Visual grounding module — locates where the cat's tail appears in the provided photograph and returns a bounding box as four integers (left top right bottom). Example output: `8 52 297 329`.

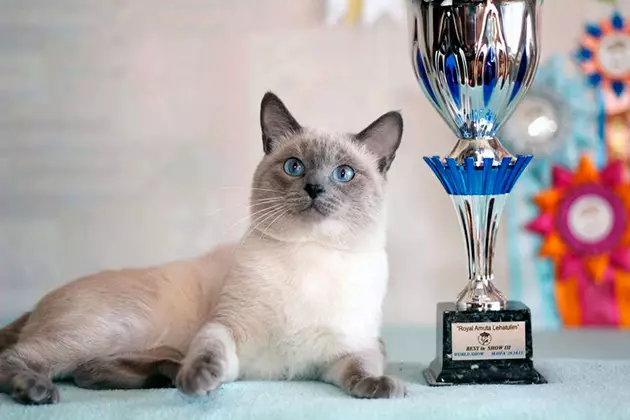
0 312 31 354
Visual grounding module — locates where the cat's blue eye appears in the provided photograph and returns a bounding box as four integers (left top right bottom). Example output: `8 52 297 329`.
283 158 305 177
332 165 355 183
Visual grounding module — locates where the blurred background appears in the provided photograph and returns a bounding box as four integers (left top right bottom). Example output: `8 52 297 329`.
1 0 629 329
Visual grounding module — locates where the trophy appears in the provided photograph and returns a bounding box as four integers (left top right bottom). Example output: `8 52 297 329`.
406 0 547 385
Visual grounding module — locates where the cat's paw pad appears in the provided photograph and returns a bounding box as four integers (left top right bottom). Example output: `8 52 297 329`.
350 375 407 399
11 372 59 405
176 353 223 396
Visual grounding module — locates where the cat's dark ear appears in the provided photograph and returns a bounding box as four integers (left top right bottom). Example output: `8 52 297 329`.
260 92 302 154
355 111 403 173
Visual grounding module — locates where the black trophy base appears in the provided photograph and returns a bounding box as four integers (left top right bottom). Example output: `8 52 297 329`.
424 301 547 386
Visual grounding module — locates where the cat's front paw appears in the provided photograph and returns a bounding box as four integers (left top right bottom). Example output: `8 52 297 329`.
349 375 407 399
176 353 223 396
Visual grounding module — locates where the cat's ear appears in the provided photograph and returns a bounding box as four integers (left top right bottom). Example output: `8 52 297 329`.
260 92 302 154
355 111 403 173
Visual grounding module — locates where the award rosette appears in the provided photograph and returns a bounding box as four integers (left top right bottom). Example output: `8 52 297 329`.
527 156 630 327
578 11 630 162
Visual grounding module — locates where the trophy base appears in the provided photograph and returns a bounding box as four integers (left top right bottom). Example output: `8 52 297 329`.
424 301 547 386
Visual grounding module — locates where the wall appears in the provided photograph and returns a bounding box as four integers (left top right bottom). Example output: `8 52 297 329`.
0 0 623 325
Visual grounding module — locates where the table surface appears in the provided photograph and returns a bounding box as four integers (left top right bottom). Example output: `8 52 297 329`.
382 326 630 363
0 323 629 420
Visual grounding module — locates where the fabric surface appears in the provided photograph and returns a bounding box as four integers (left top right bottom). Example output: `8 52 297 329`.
1 359 629 420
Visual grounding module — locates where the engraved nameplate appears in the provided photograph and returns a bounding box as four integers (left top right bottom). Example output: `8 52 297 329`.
451 321 526 361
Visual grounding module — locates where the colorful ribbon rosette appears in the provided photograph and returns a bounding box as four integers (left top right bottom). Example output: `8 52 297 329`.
577 11 630 162
527 155 630 327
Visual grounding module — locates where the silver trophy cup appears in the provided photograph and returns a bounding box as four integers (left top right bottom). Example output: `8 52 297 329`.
407 0 543 311
406 0 546 386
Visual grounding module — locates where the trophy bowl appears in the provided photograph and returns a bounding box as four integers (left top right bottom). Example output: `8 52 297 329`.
408 0 542 163
406 0 547 386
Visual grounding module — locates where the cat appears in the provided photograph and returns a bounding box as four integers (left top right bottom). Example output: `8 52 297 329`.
0 92 406 405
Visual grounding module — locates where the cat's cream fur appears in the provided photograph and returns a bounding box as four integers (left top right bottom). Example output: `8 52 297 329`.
0 92 405 404
207 233 389 381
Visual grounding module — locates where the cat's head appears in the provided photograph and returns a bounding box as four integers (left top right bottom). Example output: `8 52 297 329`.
249 92 403 248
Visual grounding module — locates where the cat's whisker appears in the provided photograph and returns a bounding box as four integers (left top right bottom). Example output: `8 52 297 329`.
238 206 288 248
247 202 290 219
258 209 290 240
216 202 287 241
251 197 292 205
203 197 287 218
251 188 286 193
238 197 301 221
219 186 285 194
215 198 303 243
241 205 288 239
228 206 284 259
249 198 302 212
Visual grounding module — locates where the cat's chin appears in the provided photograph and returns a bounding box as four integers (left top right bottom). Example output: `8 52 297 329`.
299 202 331 219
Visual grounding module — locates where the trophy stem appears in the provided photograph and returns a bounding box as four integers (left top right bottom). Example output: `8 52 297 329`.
424 154 533 312
451 194 507 311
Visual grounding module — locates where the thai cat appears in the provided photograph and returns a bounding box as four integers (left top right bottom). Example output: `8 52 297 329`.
0 92 406 404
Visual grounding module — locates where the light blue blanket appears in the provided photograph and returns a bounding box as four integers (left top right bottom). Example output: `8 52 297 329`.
1 359 629 420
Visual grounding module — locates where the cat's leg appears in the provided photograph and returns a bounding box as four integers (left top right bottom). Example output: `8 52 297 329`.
0 319 159 405
0 344 59 405
175 322 239 396
321 342 406 399
72 346 183 390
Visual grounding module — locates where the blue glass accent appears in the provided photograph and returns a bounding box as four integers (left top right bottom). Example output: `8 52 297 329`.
482 158 493 193
588 73 602 87
509 50 528 103
494 158 511 193
612 81 626 96
447 158 464 193
424 160 449 192
466 158 477 192
586 24 603 38
505 155 533 191
445 54 461 108
423 155 533 196
483 48 497 106
416 50 438 105
577 47 593 62
612 12 624 30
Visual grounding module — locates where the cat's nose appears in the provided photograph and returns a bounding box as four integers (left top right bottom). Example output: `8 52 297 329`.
304 183 325 199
